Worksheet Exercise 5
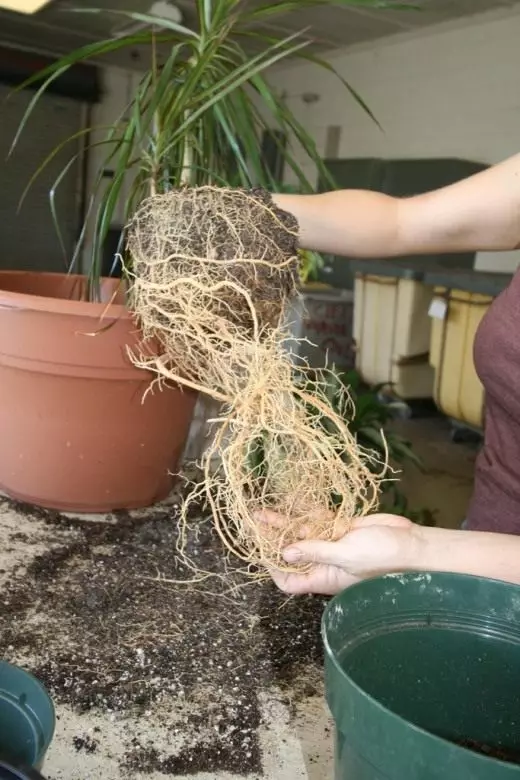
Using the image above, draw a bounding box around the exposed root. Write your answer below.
[128,186,384,572]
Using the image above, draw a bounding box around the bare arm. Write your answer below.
[273,152,520,258]
[414,526,520,585]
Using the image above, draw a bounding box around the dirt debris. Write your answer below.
[72,734,99,754]
[0,493,327,776]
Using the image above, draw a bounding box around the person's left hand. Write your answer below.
[260,512,419,596]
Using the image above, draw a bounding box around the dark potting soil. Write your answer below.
[148,186,301,335]
[72,734,99,754]
[452,737,520,764]
[0,493,327,777]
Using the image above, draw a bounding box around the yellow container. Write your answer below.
[353,269,435,399]
[429,287,490,429]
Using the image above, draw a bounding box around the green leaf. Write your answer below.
[16,126,109,212]
[293,50,381,130]
[9,32,176,155]
[163,33,311,153]
[243,0,418,23]
[13,0,407,292]
[48,155,80,263]
[237,31,381,129]
[66,7,198,38]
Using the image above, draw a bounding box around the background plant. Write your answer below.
[9,0,409,298]
[246,365,433,526]
[307,368,436,525]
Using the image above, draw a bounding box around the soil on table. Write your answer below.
[0,490,327,777]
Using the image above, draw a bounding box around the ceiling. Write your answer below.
[1,0,520,69]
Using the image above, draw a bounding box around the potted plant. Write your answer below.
[0,0,385,513]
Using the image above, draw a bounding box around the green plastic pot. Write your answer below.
[0,661,54,778]
[0,763,47,780]
[323,572,520,779]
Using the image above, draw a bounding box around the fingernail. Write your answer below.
[283,547,303,563]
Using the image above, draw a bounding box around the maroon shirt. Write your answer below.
[466,269,520,533]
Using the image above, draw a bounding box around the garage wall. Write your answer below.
[0,63,137,275]
[269,8,520,272]
[81,66,141,272]
[0,83,84,273]
[85,8,520,274]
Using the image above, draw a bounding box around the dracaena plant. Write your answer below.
[10,0,409,300]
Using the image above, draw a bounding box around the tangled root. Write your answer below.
[128,186,383,572]
[128,186,299,395]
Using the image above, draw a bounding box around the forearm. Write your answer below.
[413,526,520,585]
[273,190,402,258]
[273,154,520,260]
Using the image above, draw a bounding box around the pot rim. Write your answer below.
[0,762,47,780]
[0,271,131,320]
[321,571,520,772]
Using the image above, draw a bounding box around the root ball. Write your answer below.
[128,185,383,573]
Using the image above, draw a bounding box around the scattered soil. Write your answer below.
[0,493,327,776]
[72,735,99,754]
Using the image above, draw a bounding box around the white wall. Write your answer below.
[270,9,520,272]
[88,9,520,273]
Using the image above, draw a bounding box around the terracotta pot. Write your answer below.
[0,271,197,512]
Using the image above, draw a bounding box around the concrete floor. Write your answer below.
[392,416,477,530]
[0,416,477,780]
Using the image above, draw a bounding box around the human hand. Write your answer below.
[263,512,423,596]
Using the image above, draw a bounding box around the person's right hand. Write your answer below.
[263,512,423,596]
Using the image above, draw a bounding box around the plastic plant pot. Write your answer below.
[323,571,520,779]
[0,661,54,774]
[0,762,46,780]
